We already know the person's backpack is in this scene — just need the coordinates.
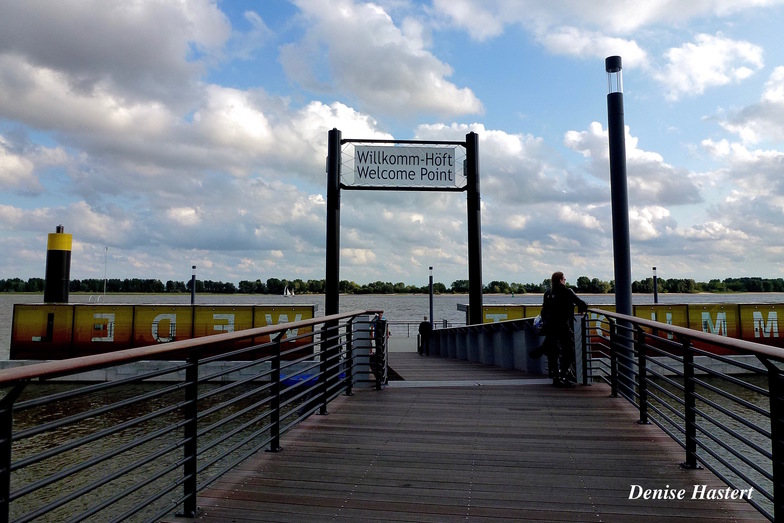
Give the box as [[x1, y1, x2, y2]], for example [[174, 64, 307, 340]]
[[533, 314, 547, 334]]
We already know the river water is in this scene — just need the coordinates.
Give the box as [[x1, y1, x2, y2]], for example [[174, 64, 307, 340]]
[[3, 292, 784, 360]]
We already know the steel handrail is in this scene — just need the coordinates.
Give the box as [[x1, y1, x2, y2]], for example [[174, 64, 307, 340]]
[[589, 308, 784, 359], [0, 310, 376, 386]]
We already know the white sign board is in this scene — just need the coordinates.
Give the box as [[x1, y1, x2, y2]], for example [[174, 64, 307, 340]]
[[350, 146, 457, 188]]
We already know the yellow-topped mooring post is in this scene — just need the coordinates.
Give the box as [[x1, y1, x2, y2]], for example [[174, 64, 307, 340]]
[[44, 224, 72, 303]]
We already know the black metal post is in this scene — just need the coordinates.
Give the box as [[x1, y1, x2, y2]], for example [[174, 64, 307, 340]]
[[465, 132, 483, 325], [606, 56, 633, 388], [325, 128, 342, 318], [652, 266, 659, 304], [327, 324, 341, 396], [268, 332, 283, 452], [381, 324, 388, 385], [319, 326, 329, 416], [0, 383, 25, 523], [323, 129, 342, 412], [581, 314, 589, 386], [180, 358, 199, 517], [429, 266, 434, 330], [44, 225, 72, 303], [345, 319, 354, 396], [190, 266, 196, 305], [606, 56, 632, 318], [635, 326, 650, 425], [681, 337, 700, 469], [373, 316, 383, 390], [760, 357, 784, 521], [609, 319, 618, 398]]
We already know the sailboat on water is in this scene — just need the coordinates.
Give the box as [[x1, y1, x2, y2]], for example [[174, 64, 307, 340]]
[[283, 285, 294, 297]]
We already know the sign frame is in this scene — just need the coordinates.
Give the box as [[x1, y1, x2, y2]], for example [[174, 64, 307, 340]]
[[325, 131, 483, 326]]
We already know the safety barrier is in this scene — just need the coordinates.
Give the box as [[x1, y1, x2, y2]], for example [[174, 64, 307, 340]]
[[0, 310, 384, 522], [428, 319, 545, 374]]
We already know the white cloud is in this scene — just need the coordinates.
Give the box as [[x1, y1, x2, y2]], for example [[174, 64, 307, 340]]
[[167, 207, 201, 227], [629, 206, 672, 241], [0, 136, 41, 193], [194, 85, 274, 148], [283, 0, 483, 118], [432, 1, 773, 95], [537, 26, 647, 66], [712, 67, 784, 145], [433, 0, 781, 37], [431, 0, 504, 40], [0, 0, 230, 106], [342, 248, 377, 266], [653, 33, 764, 101], [564, 122, 702, 205], [558, 205, 602, 230], [762, 67, 784, 104]]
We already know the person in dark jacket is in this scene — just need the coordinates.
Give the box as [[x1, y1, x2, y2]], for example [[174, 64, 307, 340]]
[[541, 271, 588, 387]]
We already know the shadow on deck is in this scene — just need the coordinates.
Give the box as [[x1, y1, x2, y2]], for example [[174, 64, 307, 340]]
[[172, 352, 763, 522]]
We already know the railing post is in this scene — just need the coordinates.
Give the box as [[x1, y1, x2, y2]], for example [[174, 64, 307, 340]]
[[635, 326, 650, 425], [345, 319, 354, 396], [379, 319, 388, 388], [180, 357, 199, 517], [319, 325, 329, 415], [331, 321, 344, 395], [760, 357, 784, 521], [381, 322, 388, 386], [268, 332, 283, 452], [609, 318, 618, 398], [681, 337, 700, 469], [0, 383, 25, 523], [373, 316, 387, 390], [581, 314, 589, 386]]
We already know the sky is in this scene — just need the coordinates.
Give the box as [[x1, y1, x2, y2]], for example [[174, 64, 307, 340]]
[[2, 0, 784, 289]]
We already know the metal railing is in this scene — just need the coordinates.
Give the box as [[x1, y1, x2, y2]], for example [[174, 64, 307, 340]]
[[584, 308, 783, 521], [0, 310, 385, 523], [386, 320, 465, 338], [427, 318, 544, 374]]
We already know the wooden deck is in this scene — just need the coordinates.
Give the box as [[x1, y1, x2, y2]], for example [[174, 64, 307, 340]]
[[173, 353, 764, 522]]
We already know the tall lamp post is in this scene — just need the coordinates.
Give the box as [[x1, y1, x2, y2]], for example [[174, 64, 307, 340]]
[[606, 56, 632, 318], [191, 265, 196, 305], [428, 267, 434, 329], [606, 56, 633, 385], [653, 266, 659, 304], [103, 246, 108, 297]]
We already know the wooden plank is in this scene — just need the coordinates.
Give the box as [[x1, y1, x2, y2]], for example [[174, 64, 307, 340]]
[[168, 353, 765, 523]]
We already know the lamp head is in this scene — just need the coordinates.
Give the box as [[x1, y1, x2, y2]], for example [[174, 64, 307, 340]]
[[605, 56, 623, 94]]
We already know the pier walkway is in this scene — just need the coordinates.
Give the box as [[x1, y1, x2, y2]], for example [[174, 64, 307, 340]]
[[173, 351, 763, 522]]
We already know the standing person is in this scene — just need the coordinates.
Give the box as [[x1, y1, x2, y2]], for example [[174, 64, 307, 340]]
[[542, 271, 588, 387], [418, 316, 432, 355]]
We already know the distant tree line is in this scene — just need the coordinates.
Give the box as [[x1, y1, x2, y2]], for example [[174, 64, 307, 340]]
[[3, 276, 784, 295]]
